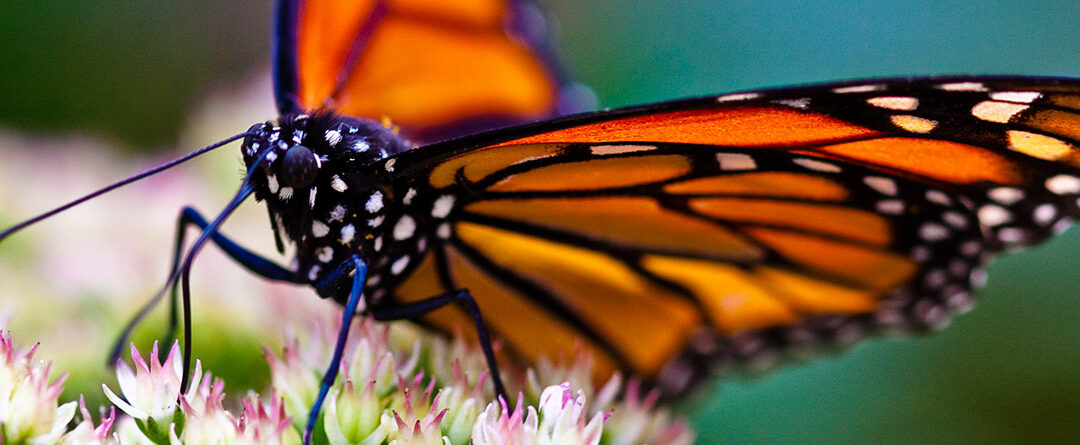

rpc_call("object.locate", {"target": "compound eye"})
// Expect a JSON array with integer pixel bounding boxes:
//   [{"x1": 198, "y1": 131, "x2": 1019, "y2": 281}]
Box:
[{"x1": 279, "y1": 145, "x2": 319, "y2": 188}]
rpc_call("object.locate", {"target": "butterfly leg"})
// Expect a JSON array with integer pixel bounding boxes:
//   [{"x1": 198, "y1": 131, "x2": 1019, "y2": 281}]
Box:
[
  {"x1": 304, "y1": 255, "x2": 368, "y2": 445},
  {"x1": 109, "y1": 206, "x2": 303, "y2": 363},
  {"x1": 371, "y1": 289, "x2": 508, "y2": 399}
]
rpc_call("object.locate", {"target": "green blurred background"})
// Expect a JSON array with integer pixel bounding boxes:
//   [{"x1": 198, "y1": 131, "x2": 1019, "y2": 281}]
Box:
[{"x1": 2, "y1": 1, "x2": 1080, "y2": 443}]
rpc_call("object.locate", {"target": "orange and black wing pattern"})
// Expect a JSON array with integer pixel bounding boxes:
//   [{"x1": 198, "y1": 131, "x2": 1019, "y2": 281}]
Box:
[
  {"x1": 273, "y1": 0, "x2": 591, "y2": 144},
  {"x1": 374, "y1": 76, "x2": 1080, "y2": 394}
]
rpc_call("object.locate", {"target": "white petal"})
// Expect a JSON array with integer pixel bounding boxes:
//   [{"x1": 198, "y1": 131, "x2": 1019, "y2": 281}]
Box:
[
  {"x1": 50, "y1": 401, "x2": 79, "y2": 434},
  {"x1": 103, "y1": 383, "x2": 147, "y2": 419},
  {"x1": 150, "y1": 382, "x2": 178, "y2": 419},
  {"x1": 115, "y1": 361, "x2": 138, "y2": 401},
  {"x1": 166, "y1": 342, "x2": 183, "y2": 379},
  {"x1": 183, "y1": 360, "x2": 203, "y2": 400}
]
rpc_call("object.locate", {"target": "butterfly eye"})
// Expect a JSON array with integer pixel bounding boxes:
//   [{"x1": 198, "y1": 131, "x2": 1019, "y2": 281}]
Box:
[{"x1": 279, "y1": 144, "x2": 319, "y2": 188}]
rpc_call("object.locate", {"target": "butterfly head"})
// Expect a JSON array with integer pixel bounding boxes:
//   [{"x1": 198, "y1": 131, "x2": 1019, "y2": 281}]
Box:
[{"x1": 240, "y1": 113, "x2": 411, "y2": 248}]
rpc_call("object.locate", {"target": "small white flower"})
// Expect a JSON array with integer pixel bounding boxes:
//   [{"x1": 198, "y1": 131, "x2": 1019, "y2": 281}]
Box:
[
  {"x1": 233, "y1": 393, "x2": 300, "y2": 444},
  {"x1": 0, "y1": 331, "x2": 77, "y2": 444},
  {"x1": 472, "y1": 383, "x2": 607, "y2": 445},
  {"x1": 102, "y1": 341, "x2": 202, "y2": 442},
  {"x1": 59, "y1": 397, "x2": 118, "y2": 444}
]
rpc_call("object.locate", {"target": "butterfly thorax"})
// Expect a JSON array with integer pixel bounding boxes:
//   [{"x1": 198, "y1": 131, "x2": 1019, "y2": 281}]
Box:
[{"x1": 240, "y1": 113, "x2": 414, "y2": 302}]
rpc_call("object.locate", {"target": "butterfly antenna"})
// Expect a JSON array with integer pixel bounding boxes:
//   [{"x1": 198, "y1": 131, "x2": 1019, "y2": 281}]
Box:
[{"x1": 0, "y1": 131, "x2": 251, "y2": 243}]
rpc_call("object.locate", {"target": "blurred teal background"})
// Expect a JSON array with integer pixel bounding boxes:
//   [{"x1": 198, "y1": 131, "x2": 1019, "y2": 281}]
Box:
[{"x1": 2, "y1": 1, "x2": 1080, "y2": 443}]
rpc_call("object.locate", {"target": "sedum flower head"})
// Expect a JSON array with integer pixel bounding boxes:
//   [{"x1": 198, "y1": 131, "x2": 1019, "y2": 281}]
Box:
[
  {"x1": 59, "y1": 397, "x2": 117, "y2": 445},
  {"x1": 2, "y1": 313, "x2": 693, "y2": 444},
  {"x1": 102, "y1": 341, "x2": 194, "y2": 443},
  {"x1": 175, "y1": 389, "x2": 300, "y2": 445},
  {"x1": 236, "y1": 393, "x2": 302, "y2": 444},
  {"x1": 267, "y1": 316, "x2": 694, "y2": 444},
  {"x1": 471, "y1": 383, "x2": 606, "y2": 445},
  {"x1": 0, "y1": 331, "x2": 77, "y2": 444}
]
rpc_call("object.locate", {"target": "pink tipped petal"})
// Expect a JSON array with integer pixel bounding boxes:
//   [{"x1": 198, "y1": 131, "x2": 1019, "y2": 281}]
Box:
[
  {"x1": 130, "y1": 343, "x2": 150, "y2": 374},
  {"x1": 165, "y1": 342, "x2": 183, "y2": 378}
]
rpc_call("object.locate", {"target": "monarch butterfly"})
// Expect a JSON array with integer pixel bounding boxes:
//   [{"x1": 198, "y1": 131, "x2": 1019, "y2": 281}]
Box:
[{"x1": 2, "y1": 1, "x2": 1080, "y2": 442}]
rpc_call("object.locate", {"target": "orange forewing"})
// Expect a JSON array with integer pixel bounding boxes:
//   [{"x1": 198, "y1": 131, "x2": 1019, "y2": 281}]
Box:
[
  {"x1": 492, "y1": 107, "x2": 883, "y2": 148},
  {"x1": 296, "y1": 0, "x2": 559, "y2": 140}
]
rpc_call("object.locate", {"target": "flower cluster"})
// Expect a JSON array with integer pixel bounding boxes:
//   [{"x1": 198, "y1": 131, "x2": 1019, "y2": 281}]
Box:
[
  {"x1": 0, "y1": 314, "x2": 695, "y2": 444},
  {"x1": 0, "y1": 331, "x2": 85, "y2": 444}
]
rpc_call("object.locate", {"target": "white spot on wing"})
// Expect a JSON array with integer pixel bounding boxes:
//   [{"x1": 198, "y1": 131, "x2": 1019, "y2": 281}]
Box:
[
  {"x1": 863, "y1": 176, "x2": 898, "y2": 196},
  {"x1": 942, "y1": 211, "x2": 969, "y2": 229},
  {"x1": 832, "y1": 84, "x2": 884, "y2": 94},
  {"x1": 309, "y1": 187, "x2": 318, "y2": 208},
  {"x1": 977, "y1": 204, "x2": 1012, "y2": 226},
  {"x1": 716, "y1": 153, "x2": 756, "y2": 171},
  {"x1": 875, "y1": 199, "x2": 905, "y2": 215},
  {"x1": 1053, "y1": 217, "x2": 1073, "y2": 235},
  {"x1": 590, "y1": 144, "x2": 656, "y2": 155},
  {"x1": 393, "y1": 215, "x2": 416, "y2": 240},
  {"x1": 1034, "y1": 204, "x2": 1057, "y2": 226},
  {"x1": 437, "y1": 222, "x2": 452, "y2": 239},
  {"x1": 987, "y1": 187, "x2": 1025, "y2": 205},
  {"x1": 432, "y1": 195, "x2": 456, "y2": 218},
  {"x1": 716, "y1": 92, "x2": 761, "y2": 102},
  {"x1": 391, "y1": 255, "x2": 410, "y2": 275},
  {"x1": 384, "y1": 158, "x2": 396, "y2": 172},
  {"x1": 989, "y1": 91, "x2": 1041, "y2": 103},
  {"x1": 998, "y1": 227, "x2": 1027, "y2": 243},
  {"x1": 890, "y1": 115, "x2": 937, "y2": 133},
  {"x1": 308, "y1": 265, "x2": 321, "y2": 281},
  {"x1": 867, "y1": 96, "x2": 919, "y2": 110},
  {"x1": 792, "y1": 158, "x2": 841, "y2": 173},
  {"x1": 1046, "y1": 174, "x2": 1080, "y2": 195},
  {"x1": 773, "y1": 98, "x2": 811, "y2": 109},
  {"x1": 919, "y1": 222, "x2": 950, "y2": 242},
  {"x1": 938, "y1": 81, "x2": 988, "y2": 92},
  {"x1": 925, "y1": 190, "x2": 952, "y2": 206},
  {"x1": 971, "y1": 101, "x2": 1028, "y2": 123},
  {"x1": 367, "y1": 215, "x2": 385, "y2": 228}
]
